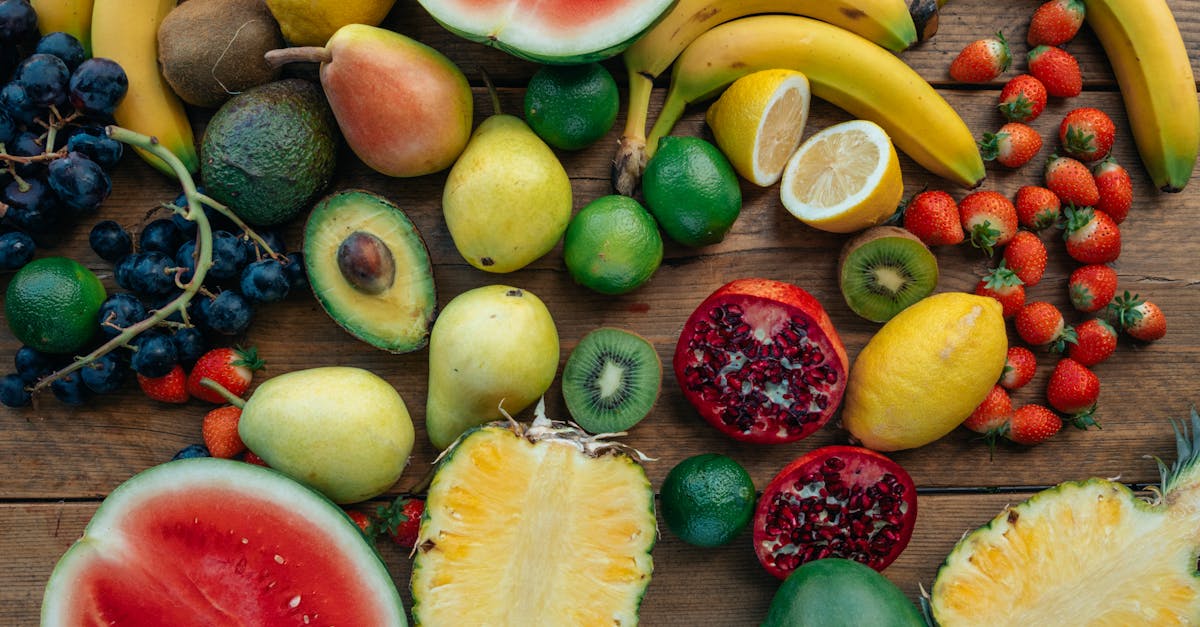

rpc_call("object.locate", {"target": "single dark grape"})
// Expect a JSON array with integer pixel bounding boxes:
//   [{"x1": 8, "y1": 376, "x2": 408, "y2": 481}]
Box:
[
  {"x1": 0, "y1": 82, "x2": 38, "y2": 126},
  {"x1": 0, "y1": 107, "x2": 15, "y2": 144},
  {"x1": 130, "y1": 250, "x2": 175, "y2": 296},
  {"x1": 208, "y1": 230, "x2": 249, "y2": 281},
  {"x1": 80, "y1": 352, "x2": 127, "y2": 394},
  {"x1": 97, "y1": 293, "x2": 147, "y2": 338},
  {"x1": 0, "y1": 0, "x2": 37, "y2": 44},
  {"x1": 50, "y1": 370, "x2": 87, "y2": 405},
  {"x1": 240, "y1": 258, "x2": 290, "y2": 304},
  {"x1": 206, "y1": 290, "x2": 253, "y2": 336},
  {"x1": 0, "y1": 372, "x2": 30, "y2": 407},
  {"x1": 113, "y1": 253, "x2": 138, "y2": 291},
  {"x1": 138, "y1": 218, "x2": 183, "y2": 255},
  {"x1": 191, "y1": 295, "x2": 213, "y2": 331},
  {"x1": 66, "y1": 131, "x2": 123, "y2": 169},
  {"x1": 174, "y1": 239, "x2": 196, "y2": 282},
  {"x1": 283, "y1": 252, "x2": 306, "y2": 290},
  {"x1": 130, "y1": 331, "x2": 178, "y2": 378},
  {"x1": 171, "y1": 326, "x2": 206, "y2": 365},
  {"x1": 15, "y1": 53, "x2": 69, "y2": 107},
  {"x1": 3, "y1": 177, "x2": 62, "y2": 233},
  {"x1": 89, "y1": 219, "x2": 133, "y2": 261},
  {"x1": 47, "y1": 151, "x2": 111, "y2": 213},
  {"x1": 35, "y1": 32, "x2": 85, "y2": 71},
  {"x1": 68, "y1": 57, "x2": 128, "y2": 116},
  {"x1": 0, "y1": 230, "x2": 34, "y2": 269},
  {"x1": 14, "y1": 345, "x2": 52, "y2": 384},
  {"x1": 172, "y1": 444, "x2": 210, "y2": 460}
]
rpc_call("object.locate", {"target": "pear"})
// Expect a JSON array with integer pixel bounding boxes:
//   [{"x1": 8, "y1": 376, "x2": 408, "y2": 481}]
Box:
[
  {"x1": 425, "y1": 285, "x2": 559, "y2": 449},
  {"x1": 265, "y1": 24, "x2": 472, "y2": 177},
  {"x1": 442, "y1": 84, "x2": 573, "y2": 273}
]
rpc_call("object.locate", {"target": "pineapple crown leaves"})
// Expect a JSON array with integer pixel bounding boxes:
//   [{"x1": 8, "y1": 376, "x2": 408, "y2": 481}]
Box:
[
  {"x1": 233, "y1": 345, "x2": 266, "y2": 371},
  {"x1": 983, "y1": 260, "x2": 1024, "y2": 289},
  {"x1": 1149, "y1": 407, "x2": 1200, "y2": 496},
  {"x1": 998, "y1": 93, "x2": 1033, "y2": 121}
]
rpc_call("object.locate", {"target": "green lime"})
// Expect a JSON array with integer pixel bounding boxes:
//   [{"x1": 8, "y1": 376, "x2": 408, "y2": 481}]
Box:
[
  {"x1": 5, "y1": 257, "x2": 107, "y2": 354},
  {"x1": 563, "y1": 195, "x2": 663, "y2": 295},
  {"x1": 524, "y1": 63, "x2": 619, "y2": 151},
  {"x1": 642, "y1": 135, "x2": 742, "y2": 247},
  {"x1": 660, "y1": 453, "x2": 756, "y2": 548}
]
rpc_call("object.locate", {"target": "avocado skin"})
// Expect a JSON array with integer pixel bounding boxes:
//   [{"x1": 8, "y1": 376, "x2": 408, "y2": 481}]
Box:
[
  {"x1": 201, "y1": 79, "x2": 337, "y2": 226},
  {"x1": 761, "y1": 559, "x2": 924, "y2": 627}
]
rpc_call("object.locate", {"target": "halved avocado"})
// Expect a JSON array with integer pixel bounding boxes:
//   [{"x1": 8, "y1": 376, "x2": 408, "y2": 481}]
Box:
[{"x1": 304, "y1": 190, "x2": 436, "y2": 353}]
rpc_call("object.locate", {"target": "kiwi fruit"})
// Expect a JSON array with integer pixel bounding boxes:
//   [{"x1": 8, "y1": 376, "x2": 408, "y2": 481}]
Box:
[
  {"x1": 839, "y1": 225, "x2": 939, "y2": 322},
  {"x1": 157, "y1": 0, "x2": 284, "y2": 108},
  {"x1": 562, "y1": 327, "x2": 662, "y2": 434}
]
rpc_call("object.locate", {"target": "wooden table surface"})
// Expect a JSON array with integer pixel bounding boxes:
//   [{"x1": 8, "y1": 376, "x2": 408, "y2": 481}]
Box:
[{"x1": 3, "y1": 1, "x2": 1199, "y2": 624}]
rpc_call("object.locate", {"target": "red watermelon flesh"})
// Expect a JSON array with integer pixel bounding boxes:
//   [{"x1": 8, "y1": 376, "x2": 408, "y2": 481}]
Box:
[{"x1": 42, "y1": 458, "x2": 406, "y2": 626}]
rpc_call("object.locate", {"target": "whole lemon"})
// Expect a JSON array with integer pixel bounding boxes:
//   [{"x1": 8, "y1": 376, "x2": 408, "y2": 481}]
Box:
[
  {"x1": 841, "y1": 292, "x2": 1006, "y2": 451},
  {"x1": 265, "y1": 0, "x2": 395, "y2": 46}
]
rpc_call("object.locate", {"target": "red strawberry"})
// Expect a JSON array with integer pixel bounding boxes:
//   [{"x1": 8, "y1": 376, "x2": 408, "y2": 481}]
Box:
[
  {"x1": 1015, "y1": 301, "x2": 1076, "y2": 351},
  {"x1": 998, "y1": 75, "x2": 1048, "y2": 123},
  {"x1": 1005, "y1": 404, "x2": 1063, "y2": 445},
  {"x1": 1002, "y1": 230, "x2": 1047, "y2": 287},
  {"x1": 1027, "y1": 45, "x2": 1082, "y2": 98},
  {"x1": 1068, "y1": 264, "x2": 1118, "y2": 313},
  {"x1": 242, "y1": 450, "x2": 269, "y2": 467},
  {"x1": 950, "y1": 32, "x2": 1011, "y2": 83},
  {"x1": 959, "y1": 190, "x2": 1018, "y2": 255},
  {"x1": 1068, "y1": 318, "x2": 1118, "y2": 367},
  {"x1": 903, "y1": 190, "x2": 964, "y2": 246},
  {"x1": 1027, "y1": 0, "x2": 1086, "y2": 46},
  {"x1": 137, "y1": 365, "x2": 190, "y2": 404},
  {"x1": 1063, "y1": 206, "x2": 1121, "y2": 264},
  {"x1": 1000, "y1": 346, "x2": 1038, "y2": 391},
  {"x1": 979, "y1": 122, "x2": 1043, "y2": 168},
  {"x1": 974, "y1": 262, "x2": 1026, "y2": 318},
  {"x1": 186, "y1": 346, "x2": 264, "y2": 404},
  {"x1": 346, "y1": 510, "x2": 373, "y2": 535},
  {"x1": 1059, "y1": 107, "x2": 1116, "y2": 162},
  {"x1": 375, "y1": 496, "x2": 425, "y2": 549},
  {"x1": 964, "y1": 384, "x2": 1014, "y2": 434},
  {"x1": 1044, "y1": 155, "x2": 1099, "y2": 207},
  {"x1": 1015, "y1": 185, "x2": 1061, "y2": 231},
  {"x1": 202, "y1": 405, "x2": 246, "y2": 459},
  {"x1": 1046, "y1": 358, "x2": 1100, "y2": 427},
  {"x1": 1107, "y1": 292, "x2": 1166, "y2": 342},
  {"x1": 1092, "y1": 158, "x2": 1133, "y2": 223}
]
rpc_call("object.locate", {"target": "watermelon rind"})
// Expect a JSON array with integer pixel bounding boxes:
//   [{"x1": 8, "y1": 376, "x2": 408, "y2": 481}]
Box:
[{"x1": 41, "y1": 458, "x2": 407, "y2": 626}]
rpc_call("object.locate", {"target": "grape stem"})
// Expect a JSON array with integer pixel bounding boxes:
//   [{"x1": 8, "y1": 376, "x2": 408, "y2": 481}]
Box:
[{"x1": 194, "y1": 193, "x2": 284, "y2": 261}]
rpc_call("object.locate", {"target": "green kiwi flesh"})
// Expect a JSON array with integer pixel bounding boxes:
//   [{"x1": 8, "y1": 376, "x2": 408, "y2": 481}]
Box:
[
  {"x1": 839, "y1": 225, "x2": 939, "y2": 322},
  {"x1": 562, "y1": 327, "x2": 662, "y2": 434}
]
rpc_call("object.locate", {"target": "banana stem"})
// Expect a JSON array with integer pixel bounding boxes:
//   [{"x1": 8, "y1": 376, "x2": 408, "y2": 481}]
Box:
[
  {"x1": 612, "y1": 70, "x2": 655, "y2": 196},
  {"x1": 644, "y1": 92, "x2": 689, "y2": 161},
  {"x1": 264, "y1": 46, "x2": 332, "y2": 68}
]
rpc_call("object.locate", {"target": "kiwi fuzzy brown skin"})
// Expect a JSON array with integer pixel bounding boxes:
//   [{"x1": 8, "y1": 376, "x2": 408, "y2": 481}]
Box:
[
  {"x1": 562, "y1": 327, "x2": 663, "y2": 435},
  {"x1": 157, "y1": 0, "x2": 285, "y2": 108},
  {"x1": 838, "y1": 226, "x2": 939, "y2": 323}
]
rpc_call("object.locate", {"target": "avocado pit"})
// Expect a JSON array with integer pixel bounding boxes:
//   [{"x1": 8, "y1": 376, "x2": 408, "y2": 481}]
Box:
[{"x1": 337, "y1": 231, "x2": 395, "y2": 295}]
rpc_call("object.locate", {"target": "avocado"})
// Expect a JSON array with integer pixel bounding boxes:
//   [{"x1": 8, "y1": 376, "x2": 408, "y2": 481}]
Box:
[
  {"x1": 201, "y1": 79, "x2": 337, "y2": 226},
  {"x1": 761, "y1": 558, "x2": 924, "y2": 627},
  {"x1": 303, "y1": 190, "x2": 436, "y2": 353}
]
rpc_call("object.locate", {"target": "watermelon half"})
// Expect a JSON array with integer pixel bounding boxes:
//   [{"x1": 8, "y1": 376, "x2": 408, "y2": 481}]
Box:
[
  {"x1": 41, "y1": 458, "x2": 406, "y2": 626},
  {"x1": 416, "y1": 0, "x2": 679, "y2": 64}
]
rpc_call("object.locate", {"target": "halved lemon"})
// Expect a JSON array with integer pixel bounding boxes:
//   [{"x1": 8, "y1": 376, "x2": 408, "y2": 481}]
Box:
[
  {"x1": 705, "y1": 69, "x2": 811, "y2": 187},
  {"x1": 780, "y1": 119, "x2": 904, "y2": 233}
]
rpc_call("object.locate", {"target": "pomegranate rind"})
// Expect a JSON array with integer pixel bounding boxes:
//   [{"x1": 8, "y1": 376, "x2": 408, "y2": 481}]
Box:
[{"x1": 673, "y1": 278, "x2": 849, "y2": 444}]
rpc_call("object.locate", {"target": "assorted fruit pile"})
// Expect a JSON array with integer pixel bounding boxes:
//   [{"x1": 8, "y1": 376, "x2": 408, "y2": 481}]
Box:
[{"x1": 0, "y1": 0, "x2": 1195, "y2": 624}]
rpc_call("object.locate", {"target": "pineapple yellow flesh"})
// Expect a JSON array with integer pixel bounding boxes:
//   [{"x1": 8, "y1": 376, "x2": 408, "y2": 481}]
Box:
[{"x1": 411, "y1": 427, "x2": 655, "y2": 626}]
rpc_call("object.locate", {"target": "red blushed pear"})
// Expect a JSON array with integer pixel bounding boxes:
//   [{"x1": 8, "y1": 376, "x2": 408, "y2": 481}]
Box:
[{"x1": 266, "y1": 24, "x2": 473, "y2": 178}]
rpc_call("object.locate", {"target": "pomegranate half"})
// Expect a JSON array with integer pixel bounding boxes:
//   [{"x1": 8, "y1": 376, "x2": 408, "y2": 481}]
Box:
[{"x1": 673, "y1": 278, "x2": 849, "y2": 443}]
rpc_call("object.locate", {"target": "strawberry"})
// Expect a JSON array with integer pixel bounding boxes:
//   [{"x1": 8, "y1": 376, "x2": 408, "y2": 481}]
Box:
[
  {"x1": 1063, "y1": 206, "x2": 1121, "y2": 264},
  {"x1": 979, "y1": 122, "x2": 1042, "y2": 168},
  {"x1": 1068, "y1": 318, "x2": 1117, "y2": 367},
  {"x1": 137, "y1": 365, "x2": 190, "y2": 404},
  {"x1": 1027, "y1": 45, "x2": 1082, "y2": 98},
  {"x1": 1000, "y1": 346, "x2": 1038, "y2": 391},
  {"x1": 974, "y1": 262, "x2": 1026, "y2": 318},
  {"x1": 949, "y1": 32, "x2": 1011, "y2": 83},
  {"x1": 374, "y1": 496, "x2": 425, "y2": 549},
  {"x1": 1106, "y1": 292, "x2": 1166, "y2": 342},
  {"x1": 202, "y1": 405, "x2": 246, "y2": 459},
  {"x1": 1015, "y1": 185, "x2": 1061, "y2": 231},
  {"x1": 902, "y1": 190, "x2": 964, "y2": 246},
  {"x1": 1005, "y1": 404, "x2": 1063, "y2": 445},
  {"x1": 1015, "y1": 301, "x2": 1076, "y2": 352},
  {"x1": 1068, "y1": 264, "x2": 1118, "y2": 313},
  {"x1": 959, "y1": 190, "x2": 1018, "y2": 256},
  {"x1": 1092, "y1": 157, "x2": 1133, "y2": 224},
  {"x1": 186, "y1": 346, "x2": 264, "y2": 404},
  {"x1": 346, "y1": 510, "x2": 373, "y2": 536},
  {"x1": 1058, "y1": 107, "x2": 1116, "y2": 162},
  {"x1": 1044, "y1": 154, "x2": 1099, "y2": 207},
  {"x1": 1027, "y1": 0, "x2": 1086, "y2": 46},
  {"x1": 964, "y1": 384, "x2": 1013, "y2": 434},
  {"x1": 1046, "y1": 357, "x2": 1100, "y2": 428},
  {"x1": 242, "y1": 450, "x2": 269, "y2": 467},
  {"x1": 1002, "y1": 230, "x2": 1047, "y2": 287},
  {"x1": 998, "y1": 75, "x2": 1048, "y2": 123}
]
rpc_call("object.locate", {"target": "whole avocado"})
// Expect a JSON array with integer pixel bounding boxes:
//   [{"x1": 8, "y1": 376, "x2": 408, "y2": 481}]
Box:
[
  {"x1": 761, "y1": 558, "x2": 924, "y2": 627},
  {"x1": 201, "y1": 79, "x2": 337, "y2": 226}
]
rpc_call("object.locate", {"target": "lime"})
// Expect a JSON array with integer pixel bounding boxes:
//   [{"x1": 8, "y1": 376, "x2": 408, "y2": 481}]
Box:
[
  {"x1": 642, "y1": 136, "x2": 742, "y2": 247},
  {"x1": 706, "y1": 69, "x2": 812, "y2": 187},
  {"x1": 660, "y1": 453, "x2": 756, "y2": 548},
  {"x1": 563, "y1": 195, "x2": 663, "y2": 295},
  {"x1": 524, "y1": 63, "x2": 619, "y2": 151},
  {"x1": 5, "y1": 257, "x2": 107, "y2": 354}
]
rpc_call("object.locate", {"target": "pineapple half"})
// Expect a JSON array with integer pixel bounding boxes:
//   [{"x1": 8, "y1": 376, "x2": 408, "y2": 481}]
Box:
[
  {"x1": 410, "y1": 402, "x2": 657, "y2": 625},
  {"x1": 931, "y1": 409, "x2": 1200, "y2": 625}
]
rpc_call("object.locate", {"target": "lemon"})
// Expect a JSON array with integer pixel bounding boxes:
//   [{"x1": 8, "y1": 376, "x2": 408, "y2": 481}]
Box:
[
  {"x1": 780, "y1": 119, "x2": 903, "y2": 234},
  {"x1": 563, "y1": 195, "x2": 663, "y2": 295},
  {"x1": 265, "y1": 0, "x2": 395, "y2": 46},
  {"x1": 660, "y1": 453, "x2": 756, "y2": 548},
  {"x1": 705, "y1": 69, "x2": 811, "y2": 187},
  {"x1": 841, "y1": 292, "x2": 1006, "y2": 451},
  {"x1": 6, "y1": 257, "x2": 107, "y2": 354}
]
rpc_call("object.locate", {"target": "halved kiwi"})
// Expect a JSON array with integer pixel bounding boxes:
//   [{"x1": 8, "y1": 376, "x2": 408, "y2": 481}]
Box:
[
  {"x1": 562, "y1": 327, "x2": 662, "y2": 434},
  {"x1": 839, "y1": 226, "x2": 939, "y2": 322}
]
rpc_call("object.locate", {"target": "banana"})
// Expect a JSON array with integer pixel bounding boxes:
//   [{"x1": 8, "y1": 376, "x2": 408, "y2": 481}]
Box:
[
  {"x1": 640, "y1": 15, "x2": 985, "y2": 191},
  {"x1": 92, "y1": 0, "x2": 198, "y2": 176},
  {"x1": 1084, "y1": 0, "x2": 1198, "y2": 193},
  {"x1": 613, "y1": 0, "x2": 919, "y2": 195},
  {"x1": 30, "y1": 0, "x2": 92, "y2": 54}
]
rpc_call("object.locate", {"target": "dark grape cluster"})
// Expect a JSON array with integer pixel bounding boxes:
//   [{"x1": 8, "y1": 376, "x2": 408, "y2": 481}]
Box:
[{"x1": 1, "y1": 0, "x2": 128, "y2": 270}]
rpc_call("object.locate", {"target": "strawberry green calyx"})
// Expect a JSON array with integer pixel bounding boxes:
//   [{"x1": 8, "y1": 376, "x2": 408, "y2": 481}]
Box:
[
  {"x1": 233, "y1": 346, "x2": 266, "y2": 372},
  {"x1": 992, "y1": 31, "x2": 1012, "y2": 73},
  {"x1": 1048, "y1": 324, "x2": 1078, "y2": 355},
  {"x1": 968, "y1": 220, "x2": 1003, "y2": 256},
  {"x1": 1069, "y1": 405, "x2": 1100, "y2": 430},
  {"x1": 1061, "y1": 205, "x2": 1096, "y2": 237},
  {"x1": 1064, "y1": 125, "x2": 1097, "y2": 157},
  {"x1": 1104, "y1": 291, "x2": 1146, "y2": 329},
  {"x1": 977, "y1": 132, "x2": 1008, "y2": 161},
  {"x1": 998, "y1": 94, "x2": 1034, "y2": 122},
  {"x1": 983, "y1": 261, "x2": 1024, "y2": 289}
]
